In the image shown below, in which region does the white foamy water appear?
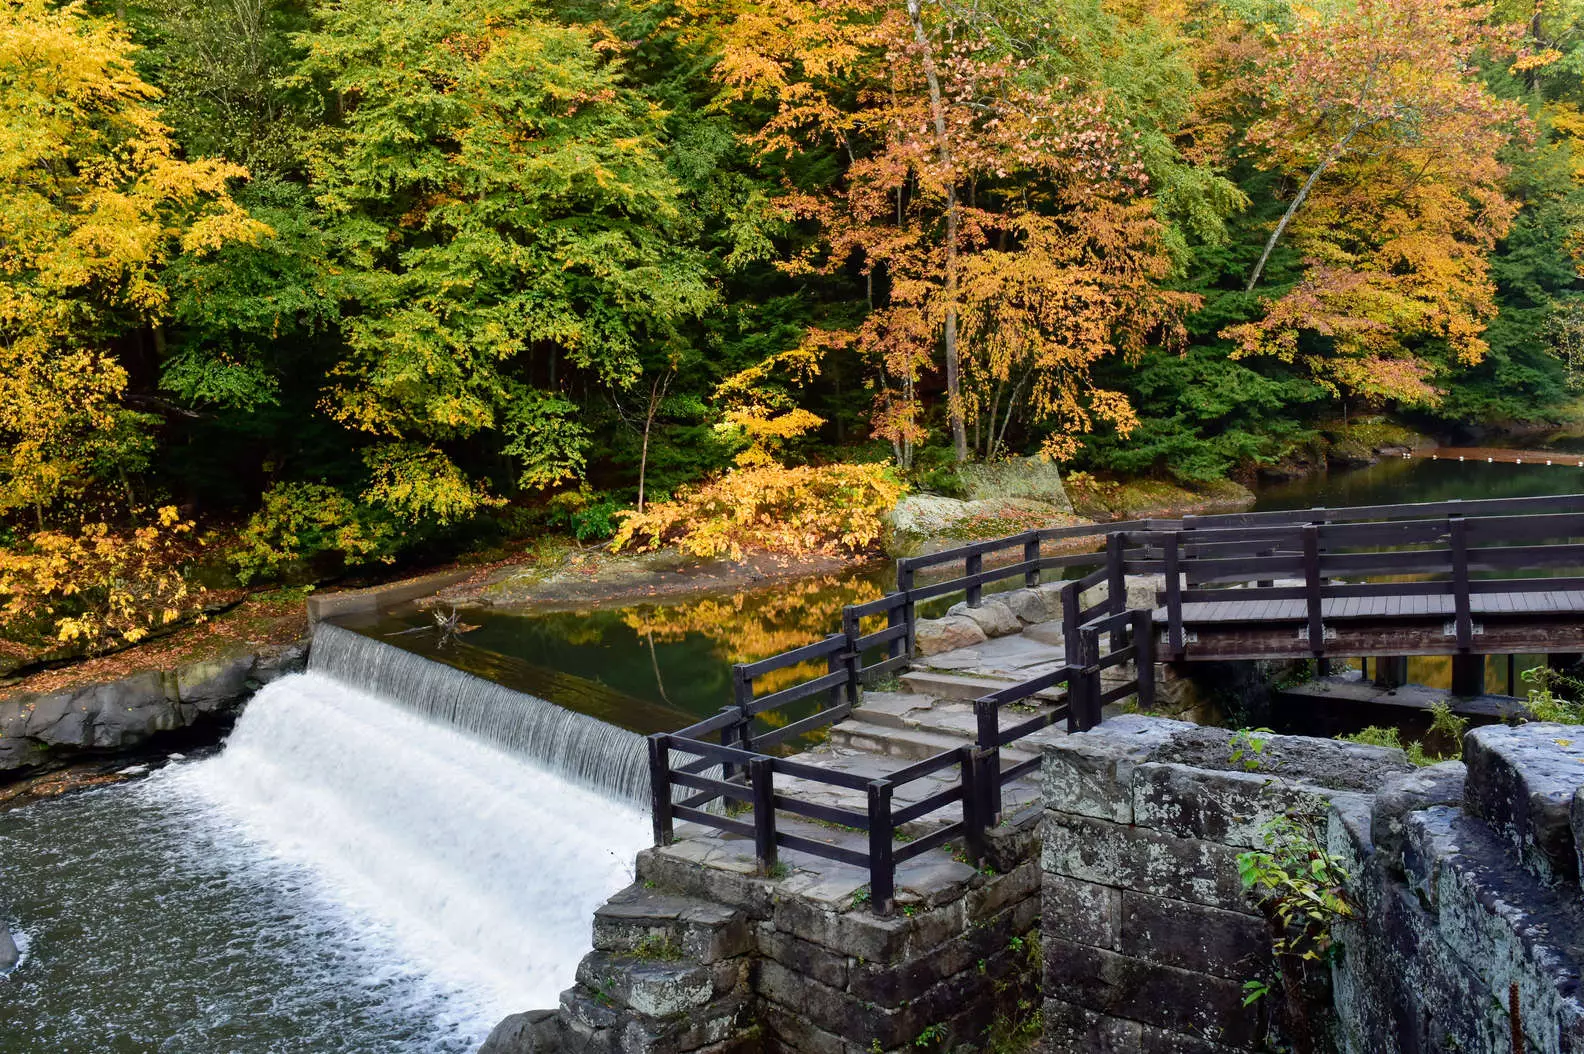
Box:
[177,671,650,1012]
[0,669,650,1052]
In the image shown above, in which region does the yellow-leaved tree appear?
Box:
[0,0,264,654]
[0,0,265,522]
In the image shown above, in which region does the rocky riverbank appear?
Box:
[0,641,307,788]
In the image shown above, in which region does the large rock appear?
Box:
[888,494,1070,550]
[0,923,16,973]
[0,640,307,778]
[913,615,988,656]
[958,456,1073,510]
[946,598,1021,637]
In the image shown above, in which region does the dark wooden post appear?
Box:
[648,734,673,846]
[750,756,777,873]
[1450,514,1473,653]
[1106,532,1127,653]
[867,781,895,915]
[960,745,986,864]
[1451,654,1485,698]
[1507,654,1517,698]
[1079,627,1103,731]
[1062,581,1081,665]
[1163,533,1184,659]
[1132,608,1155,711]
[1302,524,1324,662]
[1024,531,1041,588]
[897,562,917,656]
[841,607,863,704]
[966,551,984,608]
[975,696,1002,817]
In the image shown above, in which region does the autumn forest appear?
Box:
[3,0,1582,654]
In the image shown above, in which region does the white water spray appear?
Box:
[310,623,651,800]
[174,669,650,1017]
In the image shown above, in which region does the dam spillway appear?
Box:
[0,628,650,1052]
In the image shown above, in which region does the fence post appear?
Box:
[966,551,984,608]
[750,756,777,874]
[867,781,895,915]
[974,695,1002,818]
[1449,514,1472,653]
[1132,608,1155,711]
[1024,531,1041,588]
[1062,581,1081,665]
[1302,524,1324,662]
[1106,532,1127,653]
[648,734,673,846]
[960,745,987,864]
[841,607,863,704]
[897,562,917,657]
[1079,626,1103,730]
[830,637,855,710]
[1164,533,1184,659]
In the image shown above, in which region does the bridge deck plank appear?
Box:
[1155,590,1584,625]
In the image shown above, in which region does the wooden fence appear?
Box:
[647,491,1584,912]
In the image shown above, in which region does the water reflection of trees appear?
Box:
[621,574,886,696]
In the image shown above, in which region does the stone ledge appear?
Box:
[1041,715,1192,824]
[1401,805,1584,1050]
[1463,722,1584,883]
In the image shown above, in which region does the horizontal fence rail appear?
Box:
[647,491,1584,912]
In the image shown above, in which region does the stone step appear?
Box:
[828,717,1040,765]
[592,883,752,964]
[829,718,967,759]
[898,669,1016,701]
[849,691,940,730]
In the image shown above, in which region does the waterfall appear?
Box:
[309,622,650,802]
[175,670,651,1029]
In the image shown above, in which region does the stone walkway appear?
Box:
[659,615,1094,908]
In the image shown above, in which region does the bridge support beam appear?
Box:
[1372,656,1408,691]
[1451,653,1485,698]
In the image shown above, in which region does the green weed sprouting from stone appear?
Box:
[1237,811,1355,968]
[1340,701,1469,766]
[1522,666,1584,723]
[626,933,683,961]
[1236,807,1355,1054]
[913,1022,947,1047]
[1229,727,1273,771]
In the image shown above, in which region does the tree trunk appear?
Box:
[1246,122,1363,292]
[908,0,967,463]
[637,372,671,513]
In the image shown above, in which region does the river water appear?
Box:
[0,671,647,1053]
[4,455,1581,1053]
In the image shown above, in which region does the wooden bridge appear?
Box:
[647,492,1584,912]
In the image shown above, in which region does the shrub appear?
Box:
[0,508,207,652]
[611,463,907,560]
[231,483,397,584]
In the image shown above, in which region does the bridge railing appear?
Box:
[648,615,1147,913]
[648,490,1584,912]
[1124,507,1584,661]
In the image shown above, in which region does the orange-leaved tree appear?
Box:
[680,0,1192,465]
[1226,0,1528,406]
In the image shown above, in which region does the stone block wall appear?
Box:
[1330,723,1584,1053]
[1038,715,1413,1053]
[486,812,1045,1054]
